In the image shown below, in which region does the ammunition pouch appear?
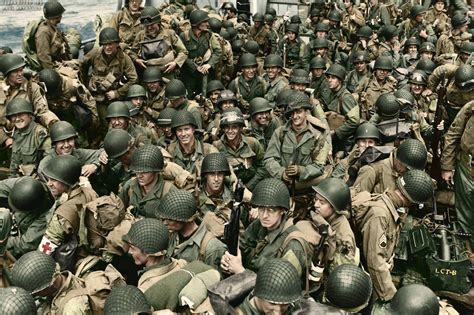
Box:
[325,111,345,131]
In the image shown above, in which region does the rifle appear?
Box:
[308,224,329,284]
[289,148,300,198]
[430,73,447,183]
[223,179,245,256]
[331,41,339,64]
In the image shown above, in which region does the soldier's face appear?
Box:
[161,125,174,138]
[146,81,162,93]
[146,23,160,37]
[198,21,209,32]
[176,125,195,145]
[7,67,24,86]
[407,45,418,55]
[242,66,257,80]
[223,124,241,141]
[254,21,261,28]
[103,42,119,56]
[55,138,76,156]
[128,0,141,12]
[357,138,376,151]
[327,75,342,90]
[119,148,134,165]
[265,66,281,80]
[253,110,271,126]
[221,101,235,111]
[258,207,284,231]
[314,193,334,219]
[394,158,408,174]
[163,219,185,233]
[130,97,145,108]
[205,171,225,195]
[315,48,327,57]
[375,69,389,81]
[46,177,69,198]
[9,113,32,130]
[286,31,296,41]
[291,108,308,129]
[128,244,149,266]
[415,14,425,23]
[254,296,289,314]
[291,83,307,92]
[315,31,327,39]
[109,117,129,130]
[435,2,444,10]
[209,91,221,104]
[311,68,325,78]
[136,171,158,188]
[354,61,367,73]
[410,83,424,95]
[420,52,434,60]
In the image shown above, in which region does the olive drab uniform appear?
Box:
[109,7,144,48]
[198,184,233,215]
[353,152,399,194]
[354,74,397,120]
[378,43,401,69]
[145,88,166,120]
[345,69,371,93]
[248,114,282,150]
[325,212,359,271]
[180,29,222,98]
[278,38,310,71]
[130,28,188,79]
[249,24,275,56]
[441,101,474,246]
[38,148,101,179]
[436,32,472,56]
[425,7,450,36]
[9,121,51,177]
[167,139,219,175]
[263,75,288,107]
[35,19,71,70]
[398,19,437,44]
[341,8,366,37]
[228,75,267,112]
[214,33,234,86]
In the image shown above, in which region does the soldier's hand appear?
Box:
[422,89,433,97]
[82,164,98,177]
[106,90,118,101]
[4,137,13,148]
[221,250,245,274]
[285,165,300,177]
[441,170,454,186]
[419,30,428,39]
[136,59,147,69]
[197,64,211,74]
[436,120,444,131]
[249,207,259,221]
[393,40,401,53]
[360,39,367,49]
[163,61,177,73]
[99,149,109,165]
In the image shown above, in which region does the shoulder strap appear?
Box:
[57,286,88,313]
[198,230,215,261]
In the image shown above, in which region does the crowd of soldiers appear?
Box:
[0,0,473,313]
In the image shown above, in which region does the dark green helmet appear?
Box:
[286,23,299,34]
[157,189,197,222]
[222,20,234,29]
[104,285,151,315]
[419,42,436,54]
[285,91,312,116]
[352,51,369,64]
[206,80,225,95]
[264,54,284,68]
[290,68,310,84]
[231,39,244,54]
[310,8,321,17]
[254,259,302,304]
[227,27,238,40]
[249,97,272,116]
[142,66,163,83]
[396,138,428,170]
[388,284,439,315]
[171,110,197,130]
[208,17,222,33]
[264,13,274,24]
[454,64,474,90]
[415,59,436,75]
[355,122,380,142]
[43,155,82,186]
[190,9,209,27]
[253,13,264,22]
[275,89,293,108]
[409,70,428,85]
[201,152,230,175]
[397,170,433,204]
[410,5,427,18]
[460,42,474,54]
[130,144,164,173]
[239,52,258,68]
[50,120,78,143]
[220,107,245,126]
[0,287,37,315]
[310,56,326,69]
[140,6,160,25]
[325,64,347,81]
[156,107,177,127]
[315,22,329,32]
[127,84,147,99]
[311,38,329,49]
[5,99,34,117]
[405,37,420,48]
[251,178,290,210]
[266,7,277,17]
[0,54,25,75]
[104,129,133,159]
[43,1,65,19]
[374,56,393,71]
[375,93,400,119]
[290,15,302,24]
[0,46,13,54]
[8,177,54,214]
[99,27,120,45]
[325,264,372,312]
[356,26,373,38]
[220,29,231,41]
[123,219,169,254]
[328,10,341,22]
[312,178,351,214]
[216,89,237,108]
[11,251,57,294]
[106,101,130,119]
[394,89,415,111]
[38,68,62,98]
[451,13,469,28]
[165,79,187,99]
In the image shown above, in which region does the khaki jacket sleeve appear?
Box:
[117,53,138,97]
[353,164,377,193]
[35,25,54,70]
[441,101,471,170]
[30,82,59,127]
[171,30,189,68]
[263,128,286,179]
[208,33,223,69]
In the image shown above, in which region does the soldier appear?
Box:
[341,0,366,38]
[407,70,438,124]
[354,55,397,120]
[127,84,151,128]
[0,287,37,314]
[228,53,267,113]
[249,13,275,57]
[38,68,99,145]
[123,218,186,291]
[220,2,237,24]
[156,107,177,148]
[104,285,152,314]
[167,110,218,175]
[165,79,203,129]
[319,64,360,152]
[206,89,238,142]
[309,56,327,97]
[80,27,138,142]
[345,51,371,93]
[377,25,402,68]
[309,38,333,67]
[425,0,450,36]
[366,0,391,30]
[156,189,227,270]
[38,121,100,180]
[313,178,358,270]
[263,54,288,107]
[354,170,434,301]
[131,6,188,80]
[35,1,71,70]
[6,99,51,177]
[4,177,54,258]
[180,9,222,98]
[109,0,145,48]
[371,284,440,314]
[347,26,378,68]
[436,13,472,56]
[248,96,283,150]
[305,8,323,34]
[277,24,310,71]
[418,41,436,61]
[400,37,420,69]
[353,138,428,194]
[208,18,234,86]
[38,155,98,266]
[213,108,266,190]
[119,145,176,218]
[441,100,474,248]
[141,66,166,120]
[398,5,437,44]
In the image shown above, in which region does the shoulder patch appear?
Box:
[379,233,387,249]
